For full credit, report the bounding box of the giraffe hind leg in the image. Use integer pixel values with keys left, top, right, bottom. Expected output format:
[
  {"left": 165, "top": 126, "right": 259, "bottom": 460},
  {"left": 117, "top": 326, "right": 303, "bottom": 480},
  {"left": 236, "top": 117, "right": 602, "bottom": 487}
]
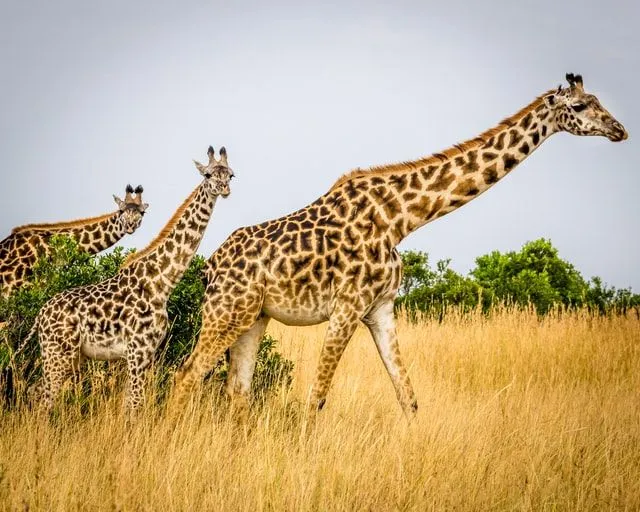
[
  {"left": 364, "top": 299, "right": 417, "bottom": 419},
  {"left": 40, "top": 339, "right": 82, "bottom": 413},
  {"left": 226, "top": 315, "right": 270, "bottom": 411}
]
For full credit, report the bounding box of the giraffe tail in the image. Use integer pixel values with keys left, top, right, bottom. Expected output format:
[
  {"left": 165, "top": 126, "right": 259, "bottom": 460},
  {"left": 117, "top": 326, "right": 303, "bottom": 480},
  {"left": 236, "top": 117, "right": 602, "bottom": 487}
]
[
  {"left": 2, "top": 317, "right": 39, "bottom": 409},
  {"left": 12, "top": 319, "right": 39, "bottom": 358}
]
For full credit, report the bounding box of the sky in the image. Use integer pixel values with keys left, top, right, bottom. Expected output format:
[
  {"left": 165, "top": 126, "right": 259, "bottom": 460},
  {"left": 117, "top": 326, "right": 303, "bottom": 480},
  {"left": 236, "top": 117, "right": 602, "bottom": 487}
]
[{"left": 1, "top": 0, "right": 638, "bottom": 290}]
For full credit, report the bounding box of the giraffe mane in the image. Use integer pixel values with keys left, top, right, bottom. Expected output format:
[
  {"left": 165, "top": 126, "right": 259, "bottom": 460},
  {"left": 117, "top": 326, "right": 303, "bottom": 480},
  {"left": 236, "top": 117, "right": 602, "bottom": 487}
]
[
  {"left": 121, "top": 185, "right": 201, "bottom": 268},
  {"left": 11, "top": 212, "right": 117, "bottom": 234},
  {"left": 329, "top": 89, "right": 555, "bottom": 191}
]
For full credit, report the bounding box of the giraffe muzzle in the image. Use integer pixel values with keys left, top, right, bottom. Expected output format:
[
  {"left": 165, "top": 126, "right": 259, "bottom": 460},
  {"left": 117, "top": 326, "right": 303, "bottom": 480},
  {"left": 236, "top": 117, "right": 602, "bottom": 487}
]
[{"left": 606, "top": 122, "right": 628, "bottom": 142}]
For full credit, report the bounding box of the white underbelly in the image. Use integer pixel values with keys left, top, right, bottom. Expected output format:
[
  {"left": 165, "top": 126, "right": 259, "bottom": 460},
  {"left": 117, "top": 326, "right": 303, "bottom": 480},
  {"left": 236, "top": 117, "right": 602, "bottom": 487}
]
[
  {"left": 81, "top": 339, "right": 127, "bottom": 361},
  {"left": 263, "top": 305, "right": 328, "bottom": 326}
]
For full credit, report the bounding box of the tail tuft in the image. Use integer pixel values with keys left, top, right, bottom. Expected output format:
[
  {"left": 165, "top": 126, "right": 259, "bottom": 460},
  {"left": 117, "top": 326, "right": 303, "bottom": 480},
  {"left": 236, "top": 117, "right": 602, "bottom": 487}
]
[{"left": 2, "top": 366, "right": 15, "bottom": 408}]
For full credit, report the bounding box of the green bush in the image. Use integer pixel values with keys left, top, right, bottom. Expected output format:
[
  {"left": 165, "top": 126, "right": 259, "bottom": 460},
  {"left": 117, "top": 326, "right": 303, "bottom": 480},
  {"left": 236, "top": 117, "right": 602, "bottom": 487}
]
[
  {"left": 397, "top": 239, "right": 640, "bottom": 316},
  {"left": 396, "top": 252, "right": 480, "bottom": 318}
]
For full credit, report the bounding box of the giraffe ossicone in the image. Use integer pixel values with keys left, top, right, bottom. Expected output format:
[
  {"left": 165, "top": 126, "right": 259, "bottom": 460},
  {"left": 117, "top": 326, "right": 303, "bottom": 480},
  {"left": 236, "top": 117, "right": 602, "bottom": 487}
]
[
  {"left": 23, "top": 147, "right": 232, "bottom": 413},
  {"left": 168, "top": 73, "right": 627, "bottom": 419}
]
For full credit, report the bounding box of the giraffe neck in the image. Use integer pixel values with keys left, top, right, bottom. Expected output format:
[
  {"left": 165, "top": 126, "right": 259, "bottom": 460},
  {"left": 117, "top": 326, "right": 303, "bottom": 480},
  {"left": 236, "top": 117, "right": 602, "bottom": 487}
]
[
  {"left": 123, "top": 182, "right": 216, "bottom": 297},
  {"left": 0, "top": 213, "right": 126, "bottom": 299},
  {"left": 335, "top": 91, "right": 559, "bottom": 246},
  {"left": 11, "top": 212, "right": 126, "bottom": 254},
  {"left": 63, "top": 213, "right": 128, "bottom": 253}
]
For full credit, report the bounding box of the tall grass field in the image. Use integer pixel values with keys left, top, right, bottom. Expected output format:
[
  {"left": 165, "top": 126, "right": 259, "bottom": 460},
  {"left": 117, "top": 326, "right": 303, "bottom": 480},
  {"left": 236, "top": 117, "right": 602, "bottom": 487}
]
[{"left": 1, "top": 307, "right": 639, "bottom": 510}]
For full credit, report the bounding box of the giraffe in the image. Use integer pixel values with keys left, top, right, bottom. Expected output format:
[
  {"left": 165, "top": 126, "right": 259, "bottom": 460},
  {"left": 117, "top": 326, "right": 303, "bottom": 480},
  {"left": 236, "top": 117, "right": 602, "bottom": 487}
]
[
  {"left": 23, "top": 146, "right": 233, "bottom": 412},
  {"left": 168, "top": 73, "right": 627, "bottom": 418},
  {"left": 0, "top": 185, "right": 148, "bottom": 300}
]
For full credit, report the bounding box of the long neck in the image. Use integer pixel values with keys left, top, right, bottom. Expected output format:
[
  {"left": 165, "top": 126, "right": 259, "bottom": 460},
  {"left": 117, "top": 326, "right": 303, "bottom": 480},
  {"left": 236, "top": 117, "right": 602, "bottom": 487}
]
[
  {"left": 12, "top": 212, "right": 126, "bottom": 254},
  {"left": 334, "top": 91, "right": 559, "bottom": 246},
  {"left": 64, "top": 213, "right": 128, "bottom": 253},
  {"left": 123, "top": 182, "right": 216, "bottom": 295}
]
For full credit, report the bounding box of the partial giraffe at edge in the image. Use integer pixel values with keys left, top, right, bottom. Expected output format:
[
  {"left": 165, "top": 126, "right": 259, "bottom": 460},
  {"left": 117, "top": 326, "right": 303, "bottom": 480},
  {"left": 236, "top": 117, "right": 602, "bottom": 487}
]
[
  {"left": 168, "top": 73, "right": 627, "bottom": 419},
  {"left": 23, "top": 147, "right": 233, "bottom": 413},
  {"left": 0, "top": 185, "right": 148, "bottom": 301}
]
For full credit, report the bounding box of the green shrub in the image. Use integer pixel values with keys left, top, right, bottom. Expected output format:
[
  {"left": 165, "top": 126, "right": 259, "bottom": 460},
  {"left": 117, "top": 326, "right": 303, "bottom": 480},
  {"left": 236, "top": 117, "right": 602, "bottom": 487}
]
[{"left": 397, "top": 239, "right": 640, "bottom": 316}]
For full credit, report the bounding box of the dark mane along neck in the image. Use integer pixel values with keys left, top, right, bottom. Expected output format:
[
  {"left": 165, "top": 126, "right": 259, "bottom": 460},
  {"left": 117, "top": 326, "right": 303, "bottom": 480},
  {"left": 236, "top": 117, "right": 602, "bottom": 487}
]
[
  {"left": 11, "top": 212, "right": 117, "bottom": 235},
  {"left": 122, "top": 186, "right": 200, "bottom": 268},
  {"left": 12, "top": 211, "right": 125, "bottom": 254},
  {"left": 330, "top": 89, "right": 556, "bottom": 191},
  {"left": 328, "top": 90, "right": 558, "bottom": 246},
  {"left": 122, "top": 181, "right": 217, "bottom": 293}
]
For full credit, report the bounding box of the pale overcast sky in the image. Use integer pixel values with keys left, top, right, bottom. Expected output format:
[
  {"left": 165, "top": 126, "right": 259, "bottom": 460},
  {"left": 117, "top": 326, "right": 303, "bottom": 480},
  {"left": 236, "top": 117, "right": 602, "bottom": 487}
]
[{"left": 1, "top": 1, "right": 638, "bottom": 290}]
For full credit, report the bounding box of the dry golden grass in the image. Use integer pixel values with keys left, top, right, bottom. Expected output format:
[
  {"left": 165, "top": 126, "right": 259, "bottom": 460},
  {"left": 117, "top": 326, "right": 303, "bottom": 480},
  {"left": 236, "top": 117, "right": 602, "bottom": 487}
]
[{"left": 1, "top": 307, "right": 639, "bottom": 511}]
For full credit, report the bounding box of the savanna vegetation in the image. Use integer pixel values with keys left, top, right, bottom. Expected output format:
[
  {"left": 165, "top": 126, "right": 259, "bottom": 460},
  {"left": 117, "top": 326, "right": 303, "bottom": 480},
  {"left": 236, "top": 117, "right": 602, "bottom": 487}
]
[
  {"left": 0, "top": 236, "right": 638, "bottom": 510},
  {"left": 398, "top": 238, "right": 640, "bottom": 317}
]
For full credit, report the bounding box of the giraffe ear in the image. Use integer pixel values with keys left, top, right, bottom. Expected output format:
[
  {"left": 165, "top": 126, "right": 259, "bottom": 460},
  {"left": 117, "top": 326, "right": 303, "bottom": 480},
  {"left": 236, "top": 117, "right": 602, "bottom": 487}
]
[
  {"left": 543, "top": 92, "right": 558, "bottom": 109},
  {"left": 113, "top": 195, "right": 126, "bottom": 211},
  {"left": 194, "top": 159, "right": 207, "bottom": 176},
  {"left": 140, "top": 202, "right": 149, "bottom": 213}
]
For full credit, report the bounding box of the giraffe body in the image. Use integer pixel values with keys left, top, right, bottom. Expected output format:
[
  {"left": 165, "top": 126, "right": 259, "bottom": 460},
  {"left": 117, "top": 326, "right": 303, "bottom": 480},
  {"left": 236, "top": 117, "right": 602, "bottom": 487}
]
[
  {"left": 30, "top": 147, "right": 233, "bottom": 412},
  {"left": 0, "top": 185, "right": 147, "bottom": 299},
  {"left": 169, "top": 74, "right": 627, "bottom": 418}
]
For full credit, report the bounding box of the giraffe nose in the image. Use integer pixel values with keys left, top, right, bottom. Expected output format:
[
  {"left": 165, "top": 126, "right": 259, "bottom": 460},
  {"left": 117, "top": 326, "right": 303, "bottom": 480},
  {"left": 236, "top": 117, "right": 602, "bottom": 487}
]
[{"left": 607, "top": 121, "right": 628, "bottom": 142}]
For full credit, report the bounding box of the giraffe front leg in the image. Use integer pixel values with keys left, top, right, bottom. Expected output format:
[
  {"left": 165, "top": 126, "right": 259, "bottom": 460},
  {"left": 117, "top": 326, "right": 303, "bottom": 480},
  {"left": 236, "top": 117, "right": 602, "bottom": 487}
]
[
  {"left": 364, "top": 299, "right": 417, "bottom": 419},
  {"left": 124, "top": 340, "right": 158, "bottom": 415},
  {"left": 169, "top": 329, "right": 243, "bottom": 417},
  {"left": 167, "top": 283, "right": 264, "bottom": 419},
  {"left": 125, "top": 363, "right": 147, "bottom": 415},
  {"left": 308, "top": 302, "right": 360, "bottom": 416}
]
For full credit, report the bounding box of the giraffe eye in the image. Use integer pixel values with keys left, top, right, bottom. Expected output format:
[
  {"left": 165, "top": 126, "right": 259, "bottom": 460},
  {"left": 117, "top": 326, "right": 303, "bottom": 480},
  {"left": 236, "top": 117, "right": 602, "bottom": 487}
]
[{"left": 571, "top": 103, "right": 587, "bottom": 112}]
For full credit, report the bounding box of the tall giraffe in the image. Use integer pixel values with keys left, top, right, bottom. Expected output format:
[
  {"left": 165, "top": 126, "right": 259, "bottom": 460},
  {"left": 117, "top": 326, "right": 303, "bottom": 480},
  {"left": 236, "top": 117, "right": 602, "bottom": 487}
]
[
  {"left": 25, "top": 147, "right": 233, "bottom": 412},
  {"left": 0, "top": 185, "right": 148, "bottom": 299},
  {"left": 169, "top": 74, "right": 627, "bottom": 418}
]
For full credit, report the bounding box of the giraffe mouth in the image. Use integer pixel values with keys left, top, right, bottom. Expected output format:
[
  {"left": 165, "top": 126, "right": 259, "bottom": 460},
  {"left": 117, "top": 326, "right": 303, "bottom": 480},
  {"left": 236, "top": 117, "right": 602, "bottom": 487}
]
[
  {"left": 608, "top": 131, "right": 628, "bottom": 142},
  {"left": 606, "top": 123, "right": 628, "bottom": 142}
]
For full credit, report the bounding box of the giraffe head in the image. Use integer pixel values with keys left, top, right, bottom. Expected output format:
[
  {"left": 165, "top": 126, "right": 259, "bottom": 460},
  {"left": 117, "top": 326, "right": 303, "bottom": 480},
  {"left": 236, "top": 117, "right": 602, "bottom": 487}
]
[
  {"left": 543, "top": 73, "right": 627, "bottom": 142},
  {"left": 193, "top": 146, "right": 233, "bottom": 198},
  {"left": 113, "top": 185, "right": 148, "bottom": 234}
]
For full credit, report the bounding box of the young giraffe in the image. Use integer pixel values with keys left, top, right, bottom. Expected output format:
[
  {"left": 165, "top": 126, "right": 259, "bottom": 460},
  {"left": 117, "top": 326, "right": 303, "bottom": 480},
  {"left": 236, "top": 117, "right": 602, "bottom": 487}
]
[
  {"left": 0, "top": 185, "right": 148, "bottom": 300},
  {"left": 26, "top": 147, "right": 233, "bottom": 412},
  {"left": 169, "top": 74, "right": 627, "bottom": 418}
]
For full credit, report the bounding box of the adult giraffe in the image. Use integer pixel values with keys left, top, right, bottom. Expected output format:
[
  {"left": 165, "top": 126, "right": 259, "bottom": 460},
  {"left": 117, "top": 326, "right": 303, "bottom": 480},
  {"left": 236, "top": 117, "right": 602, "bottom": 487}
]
[{"left": 170, "top": 73, "right": 627, "bottom": 418}]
